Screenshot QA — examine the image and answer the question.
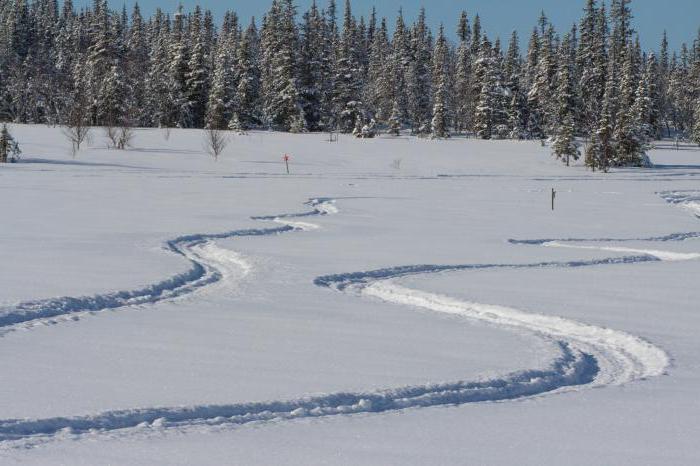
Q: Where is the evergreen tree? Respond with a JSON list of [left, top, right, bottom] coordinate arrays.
[[474, 38, 507, 139], [0, 124, 21, 163], [333, 0, 362, 132], [406, 8, 432, 134], [168, 6, 190, 127], [613, 46, 646, 166], [552, 34, 580, 166], [454, 11, 472, 134], [365, 18, 391, 123], [260, 0, 304, 131], [431, 25, 450, 138], [234, 19, 261, 129], [185, 6, 209, 128], [692, 101, 700, 145], [299, 1, 325, 130], [586, 78, 614, 172], [0, 0, 694, 154], [387, 99, 402, 136]]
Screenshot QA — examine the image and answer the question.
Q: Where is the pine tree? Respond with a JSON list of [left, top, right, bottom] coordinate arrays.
[[406, 8, 432, 135], [613, 46, 646, 166], [126, 3, 148, 126], [185, 6, 209, 128], [631, 54, 660, 141], [552, 34, 580, 166], [205, 44, 230, 129], [431, 25, 450, 138], [527, 39, 553, 138], [260, 0, 304, 131], [474, 38, 507, 139], [454, 11, 472, 134], [692, 101, 700, 145], [366, 18, 391, 123], [168, 6, 190, 127], [388, 10, 410, 128], [333, 0, 362, 132], [0, 124, 21, 163], [577, 0, 608, 135], [299, 1, 325, 130], [234, 19, 261, 129], [387, 99, 402, 136], [586, 79, 614, 172], [145, 9, 172, 128]]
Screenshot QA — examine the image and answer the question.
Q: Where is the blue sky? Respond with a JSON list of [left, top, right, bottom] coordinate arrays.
[[82, 0, 698, 52]]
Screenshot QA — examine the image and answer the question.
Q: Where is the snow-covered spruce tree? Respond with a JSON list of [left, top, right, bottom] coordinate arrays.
[[228, 112, 245, 134], [206, 13, 241, 131], [406, 8, 433, 135], [144, 9, 171, 128], [552, 34, 580, 166], [503, 31, 527, 139], [577, 0, 608, 136], [85, 0, 116, 125], [668, 45, 696, 136], [630, 54, 660, 143], [167, 6, 190, 128], [387, 11, 410, 130], [527, 28, 555, 138], [0, 124, 21, 163], [126, 3, 149, 127], [613, 46, 647, 167], [692, 101, 700, 146], [365, 18, 392, 124], [333, 0, 364, 133], [431, 25, 450, 138], [205, 32, 233, 130], [185, 6, 210, 129], [260, 0, 304, 132], [234, 19, 261, 129], [387, 99, 402, 136], [100, 63, 131, 128], [299, 1, 326, 131], [586, 75, 615, 172], [453, 11, 472, 134], [474, 39, 507, 139]]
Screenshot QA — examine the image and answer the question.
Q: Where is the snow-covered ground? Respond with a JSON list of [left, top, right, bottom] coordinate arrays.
[[1, 126, 700, 465]]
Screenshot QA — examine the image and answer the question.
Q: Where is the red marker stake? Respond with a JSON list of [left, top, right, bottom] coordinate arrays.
[[283, 154, 290, 174]]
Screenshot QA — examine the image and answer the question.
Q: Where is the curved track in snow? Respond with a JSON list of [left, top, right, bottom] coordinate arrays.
[[0, 198, 336, 335], [1, 195, 696, 447]]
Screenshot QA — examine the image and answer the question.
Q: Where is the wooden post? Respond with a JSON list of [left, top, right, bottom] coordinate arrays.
[[283, 154, 290, 174], [552, 188, 556, 211]]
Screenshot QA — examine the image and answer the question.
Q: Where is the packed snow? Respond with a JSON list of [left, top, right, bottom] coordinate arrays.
[[1, 126, 700, 465]]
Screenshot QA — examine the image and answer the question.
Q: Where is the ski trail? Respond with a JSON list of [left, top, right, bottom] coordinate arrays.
[[0, 194, 693, 448], [362, 282, 667, 387], [659, 190, 700, 218], [0, 198, 336, 335], [542, 241, 700, 261], [0, 342, 595, 445]]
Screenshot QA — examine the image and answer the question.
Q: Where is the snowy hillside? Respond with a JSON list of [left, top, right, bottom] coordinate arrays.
[[1, 126, 700, 465]]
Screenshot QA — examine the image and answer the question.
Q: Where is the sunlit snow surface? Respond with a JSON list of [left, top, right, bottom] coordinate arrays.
[[1, 126, 700, 465]]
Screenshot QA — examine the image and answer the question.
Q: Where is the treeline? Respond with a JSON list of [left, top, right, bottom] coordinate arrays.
[[1, 0, 699, 169]]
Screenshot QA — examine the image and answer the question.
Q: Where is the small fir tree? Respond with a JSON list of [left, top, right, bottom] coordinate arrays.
[[0, 124, 21, 163]]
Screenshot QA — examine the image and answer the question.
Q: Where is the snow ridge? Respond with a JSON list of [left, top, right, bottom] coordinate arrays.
[[0, 198, 335, 333]]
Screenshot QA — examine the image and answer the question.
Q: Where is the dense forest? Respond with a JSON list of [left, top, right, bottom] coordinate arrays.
[[1, 0, 699, 168]]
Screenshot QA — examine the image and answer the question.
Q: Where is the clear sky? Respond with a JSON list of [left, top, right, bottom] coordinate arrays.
[[83, 0, 698, 52]]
